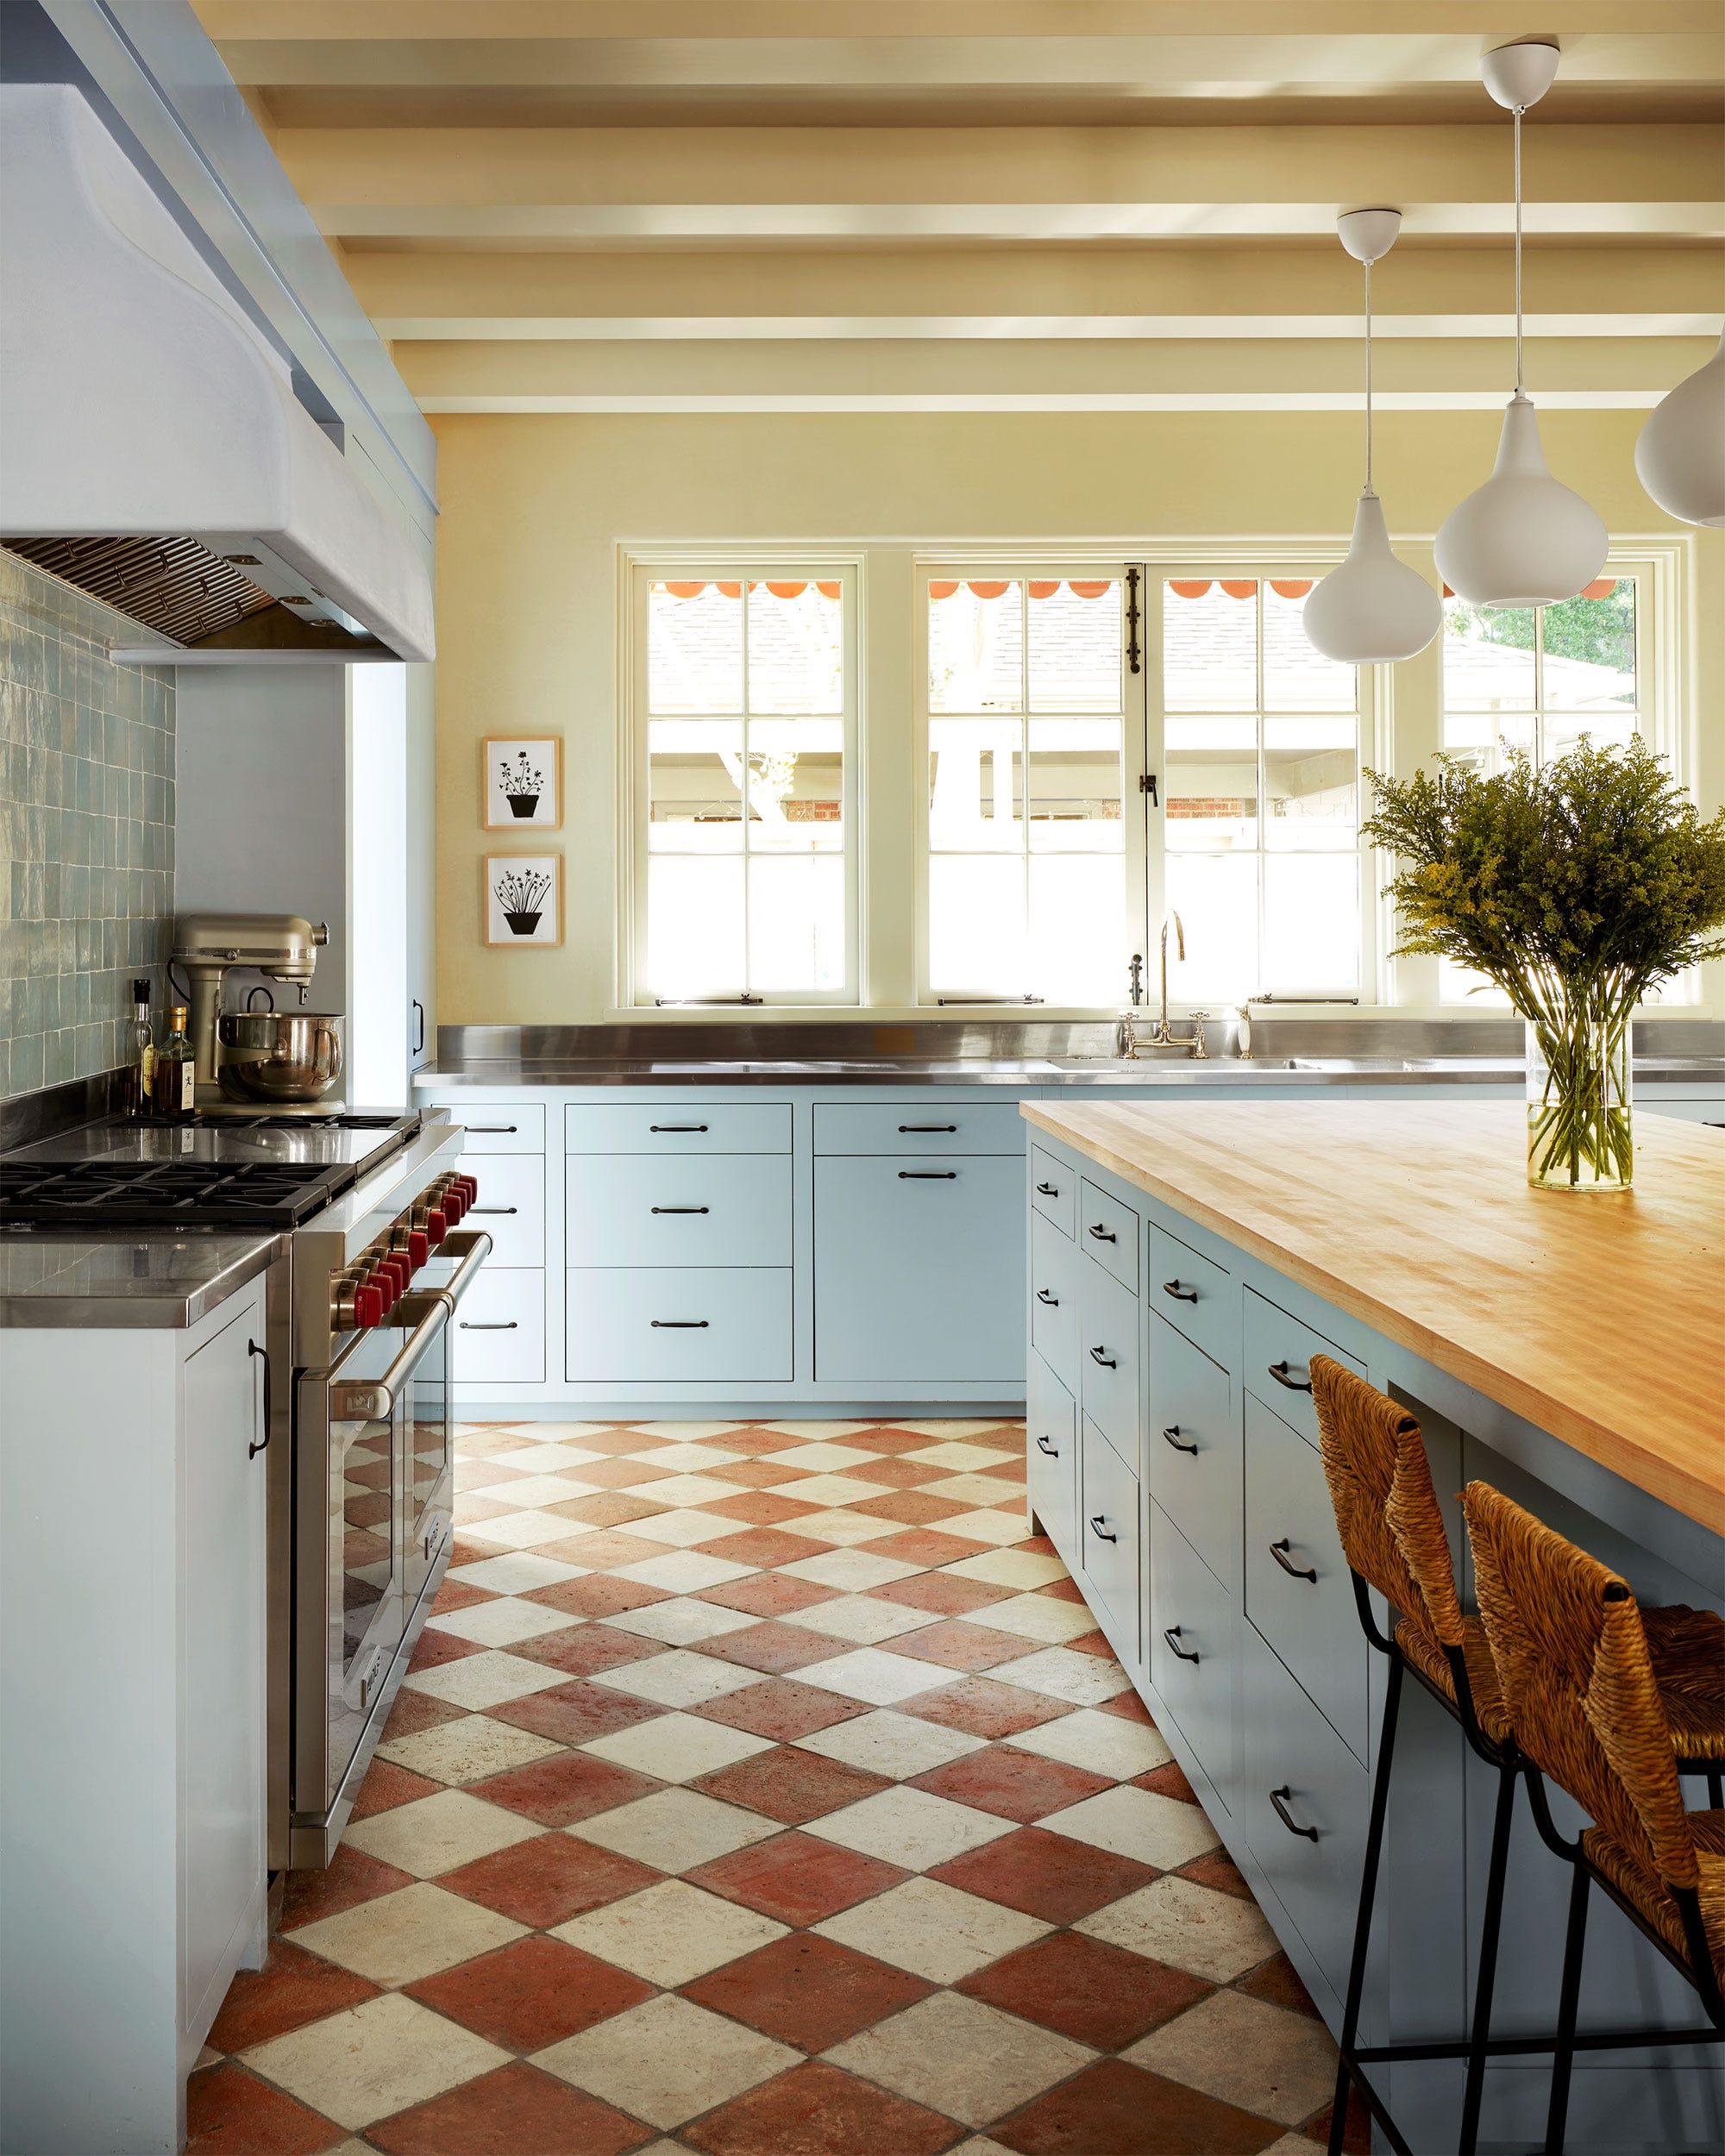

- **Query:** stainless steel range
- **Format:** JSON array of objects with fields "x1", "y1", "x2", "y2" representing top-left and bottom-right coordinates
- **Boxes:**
[{"x1": 0, "y1": 1108, "x2": 492, "y2": 1868}]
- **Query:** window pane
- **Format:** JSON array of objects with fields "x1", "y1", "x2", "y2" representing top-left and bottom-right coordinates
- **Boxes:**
[
  {"x1": 1263, "y1": 856, "x2": 1358, "y2": 994},
  {"x1": 648, "y1": 856, "x2": 743, "y2": 997},
  {"x1": 1164, "y1": 854, "x2": 1259, "y2": 1004},
  {"x1": 747, "y1": 579, "x2": 844, "y2": 715},
  {"x1": 1164, "y1": 580, "x2": 1257, "y2": 710},
  {"x1": 929, "y1": 853, "x2": 1026, "y2": 993},
  {"x1": 1029, "y1": 856, "x2": 1122, "y2": 1004},
  {"x1": 1541, "y1": 582, "x2": 1635, "y2": 710},
  {"x1": 1264, "y1": 581, "x2": 1356, "y2": 711},
  {"x1": 649, "y1": 718, "x2": 743, "y2": 850},
  {"x1": 1443, "y1": 601, "x2": 1534, "y2": 711},
  {"x1": 745, "y1": 718, "x2": 844, "y2": 852},
  {"x1": 1544, "y1": 710, "x2": 1637, "y2": 760},
  {"x1": 649, "y1": 580, "x2": 743, "y2": 714},
  {"x1": 1165, "y1": 718, "x2": 1257, "y2": 851},
  {"x1": 1441, "y1": 711, "x2": 1535, "y2": 778},
  {"x1": 929, "y1": 718, "x2": 1023, "y2": 851},
  {"x1": 1027, "y1": 718, "x2": 1122, "y2": 852},
  {"x1": 1028, "y1": 579, "x2": 1122, "y2": 712},
  {"x1": 1263, "y1": 716, "x2": 1357, "y2": 851},
  {"x1": 749, "y1": 855, "x2": 845, "y2": 991},
  {"x1": 929, "y1": 580, "x2": 1024, "y2": 712},
  {"x1": 1440, "y1": 956, "x2": 1510, "y2": 1006}
]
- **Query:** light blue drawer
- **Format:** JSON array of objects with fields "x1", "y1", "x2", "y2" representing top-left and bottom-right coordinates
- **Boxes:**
[
  {"x1": 462, "y1": 1154, "x2": 546, "y2": 1266},
  {"x1": 814, "y1": 1102, "x2": 1025, "y2": 1155},
  {"x1": 1081, "y1": 1416, "x2": 1141, "y2": 1662},
  {"x1": 1030, "y1": 1147, "x2": 1076, "y2": 1239},
  {"x1": 1146, "y1": 1220, "x2": 1234, "y2": 1369},
  {"x1": 566, "y1": 1268, "x2": 792, "y2": 1382},
  {"x1": 565, "y1": 1103, "x2": 791, "y2": 1155},
  {"x1": 1243, "y1": 1287, "x2": 1366, "y2": 1448},
  {"x1": 1030, "y1": 1212, "x2": 1080, "y2": 1398},
  {"x1": 1150, "y1": 1502, "x2": 1236, "y2": 1811},
  {"x1": 1079, "y1": 1178, "x2": 1139, "y2": 1293},
  {"x1": 1078, "y1": 1258, "x2": 1140, "y2": 1468},
  {"x1": 1026, "y1": 1351, "x2": 1077, "y2": 1559},
  {"x1": 568, "y1": 1154, "x2": 792, "y2": 1269},
  {"x1": 1244, "y1": 1395, "x2": 1367, "y2": 1764},
  {"x1": 442, "y1": 1103, "x2": 544, "y2": 1154},
  {"x1": 813, "y1": 1155, "x2": 1025, "y2": 1383},
  {"x1": 451, "y1": 1267, "x2": 546, "y2": 1385},
  {"x1": 1147, "y1": 1316, "x2": 1239, "y2": 1590},
  {"x1": 1239, "y1": 1621, "x2": 1371, "y2": 2002}
]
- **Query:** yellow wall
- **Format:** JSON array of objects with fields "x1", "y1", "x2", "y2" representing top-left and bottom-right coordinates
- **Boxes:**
[{"x1": 430, "y1": 407, "x2": 1722, "y2": 1027}]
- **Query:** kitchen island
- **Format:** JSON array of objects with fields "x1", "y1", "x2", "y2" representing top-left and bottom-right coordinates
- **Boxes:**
[{"x1": 1019, "y1": 1098, "x2": 1723, "y2": 2155}]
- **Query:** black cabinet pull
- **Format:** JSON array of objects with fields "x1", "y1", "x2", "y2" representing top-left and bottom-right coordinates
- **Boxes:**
[
  {"x1": 1163, "y1": 1624, "x2": 1200, "y2": 1664},
  {"x1": 1268, "y1": 1360, "x2": 1313, "y2": 1393},
  {"x1": 1162, "y1": 1425, "x2": 1199, "y2": 1455},
  {"x1": 900, "y1": 1169, "x2": 957, "y2": 1180},
  {"x1": 472, "y1": 1206, "x2": 518, "y2": 1215},
  {"x1": 467, "y1": 1124, "x2": 518, "y2": 1135},
  {"x1": 1162, "y1": 1279, "x2": 1198, "y2": 1304},
  {"x1": 652, "y1": 1319, "x2": 710, "y2": 1328},
  {"x1": 411, "y1": 997, "x2": 425, "y2": 1054},
  {"x1": 248, "y1": 1339, "x2": 271, "y2": 1457},
  {"x1": 650, "y1": 1123, "x2": 708, "y2": 1133},
  {"x1": 461, "y1": 1320, "x2": 518, "y2": 1331},
  {"x1": 1037, "y1": 1434, "x2": 1060, "y2": 1457},
  {"x1": 1269, "y1": 1537, "x2": 1318, "y2": 1583},
  {"x1": 900, "y1": 1123, "x2": 957, "y2": 1133},
  {"x1": 1089, "y1": 1515, "x2": 1118, "y2": 1543},
  {"x1": 652, "y1": 1205, "x2": 710, "y2": 1214},
  {"x1": 1270, "y1": 1786, "x2": 1320, "y2": 1841},
  {"x1": 1035, "y1": 1288, "x2": 1059, "y2": 1307},
  {"x1": 1088, "y1": 1222, "x2": 1117, "y2": 1243},
  {"x1": 1035, "y1": 1181, "x2": 1059, "y2": 1196},
  {"x1": 1088, "y1": 1346, "x2": 1117, "y2": 1368}
]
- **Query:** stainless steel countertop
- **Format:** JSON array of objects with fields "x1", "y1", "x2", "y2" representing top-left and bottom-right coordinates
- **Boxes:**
[{"x1": 0, "y1": 1232, "x2": 284, "y2": 1328}]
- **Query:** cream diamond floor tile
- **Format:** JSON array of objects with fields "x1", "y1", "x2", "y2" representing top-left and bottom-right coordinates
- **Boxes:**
[
  {"x1": 1047, "y1": 1785, "x2": 1220, "y2": 1869},
  {"x1": 770, "y1": 1442, "x2": 875, "y2": 1471},
  {"x1": 581, "y1": 1709, "x2": 775, "y2": 1783},
  {"x1": 425, "y1": 1595, "x2": 581, "y2": 1648},
  {"x1": 769, "y1": 1473, "x2": 883, "y2": 1507},
  {"x1": 796, "y1": 1708, "x2": 987, "y2": 1781},
  {"x1": 375, "y1": 1714, "x2": 565, "y2": 1788},
  {"x1": 242, "y1": 1991, "x2": 510, "y2": 2129},
  {"x1": 534, "y1": 1992, "x2": 797, "y2": 2131},
  {"x1": 795, "y1": 1647, "x2": 950, "y2": 1705},
  {"x1": 785, "y1": 1594, "x2": 936, "y2": 1645},
  {"x1": 630, "y1": 1473, "x2": 743, "y2": 1507},
  {"x1": 463, "y1": 1508, "x2": 592, "y2": 1551},
  {"x1": 1076, "y1": 1874, "x2": 1277, "y2": 1981},
  {"x1": 901, "y1": 1439, "x2": 1019, "y2": 1469},
  {"x1": 488, "y1": 1444, "x2": 606, "y2": 1474},
  {"x1": 814, "y1": 1875, "x2": 1051, "y2": 1983},
  {"x1": 1007, "y1": 1706, "x2": 1173, "y2": 1781},
  {"x1": 444, "y1": 1551, "x2": 587, "y2": 1594},
  {"x1": 592, "y1": 1646, "x2": 764, "y2": 1708},
  {"x1": 612, "y1": 1550, "x2": 756, "y2": 1593},
  {"x1": 893, "y1": 1422, "x2": 1019, "y2": 1444},
  {"x1": 623, "y1": 1507, "x2": 753, "y2": 1549},
  {"x1": 288, "y1": 1883, "x2": 528, "y2": 1988},
  {"x1": 630, "y1": 1423, "x2": 747, "y2": 1444},
  {"x1": 976, "y1": 1593, "x2": 1106, "y2": 1645},
  {"x1": 921, "y1": 1473, "x2": 1026, "y2": 1506},
  {"x1": 554, "y1": 1877, "x2": 787, "y2": 1987},
  {"x1": 812, "y1": 1784, "x2": 1013, "y2": 1870},
  {"x1": 942, "y1": 1548, "x2": 1069, "y2": 1589},
  {"x1": 990, "y1": 1646, "x2": 1133, "y2": 1705},
  {"x1": 937, "y1": 1508, "x2": 1032, "y2": 1547},
  {"x1": 603, "y1": 1596, "x2": 758, "y2": 1645},
  {"x1": 824, "y1": 1990, "x2": 1091, "y2": 2128},
  {"x1": 778, "y1": 1548, "x2": 922, "y2": 1591},
  {"x1": 345, "y1": 1788, "x2": 543, "y2": 1877},
  {"x1": 782, "y1": 1507, "x2": 902, "y2": 1546},
  {"x1": 401, "y1": 1648, "x2": 571, "y2": 1712},
  {"x1": 492, "y1": 1472, "x2": 604, "y2": 1509},
  {"x1": 571, "y1": 1785, "x2": 779, "y2": 1873},
  {"x1": 1126, "y1": 1990, "x2": 1337, "y2": 2125},
  {"x1": 756, "y1": 1420, "x2": 873, "y2": 1439}
]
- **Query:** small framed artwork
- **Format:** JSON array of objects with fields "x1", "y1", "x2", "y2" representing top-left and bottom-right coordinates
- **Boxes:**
[
  {"x1": 484, "y1": 736, "x2": 561, "y2": 829},
  {"x1": 485, "y1": 854, "x2": 561, "y2": 946}
]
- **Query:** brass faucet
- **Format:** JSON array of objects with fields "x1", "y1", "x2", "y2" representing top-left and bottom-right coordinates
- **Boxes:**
[{"x1": 1143, "y1": 911, "x2": 1209, "y2": 1057}]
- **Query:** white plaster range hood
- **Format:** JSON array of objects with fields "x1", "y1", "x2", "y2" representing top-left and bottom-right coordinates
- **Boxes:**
[{"x1": 0, "y1": 85, "x2": 434, "y2": 663}]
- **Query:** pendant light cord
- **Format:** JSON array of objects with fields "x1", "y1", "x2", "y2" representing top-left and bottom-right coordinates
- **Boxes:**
[
  {"x1": 1364, "y1": 255, "x2": 1373, "y2": 492},
  {"x1": 1513, "y1": 103, "x2": 1525, "y2": 393}
]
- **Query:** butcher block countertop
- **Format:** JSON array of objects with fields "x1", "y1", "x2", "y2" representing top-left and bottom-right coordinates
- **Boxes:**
[{"x1": 1022, "y1": 1098, "x2": 1725, "y2": 1536}]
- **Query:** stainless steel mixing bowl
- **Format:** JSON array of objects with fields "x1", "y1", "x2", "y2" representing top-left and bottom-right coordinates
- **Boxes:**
[{"x1": 217, "y1": 1012, "x2": 346, "y2": 1102}]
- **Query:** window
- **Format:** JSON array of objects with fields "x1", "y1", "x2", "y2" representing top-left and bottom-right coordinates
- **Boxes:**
[
  {"x1": 629, "y1": 568, "x2": 857, "y2": 1003},
  {"x1": 920, "y1": 574, "x2": 1131, "y2": 1004}
]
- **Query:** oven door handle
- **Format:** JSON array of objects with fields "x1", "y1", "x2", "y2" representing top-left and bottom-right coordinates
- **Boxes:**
[
  {"x1": 329, "y1": 1293, "x2": 451, "y2": 1424},
  {"x1": 438, "y1": 1226, "x2": 493, "y2": 1311}
]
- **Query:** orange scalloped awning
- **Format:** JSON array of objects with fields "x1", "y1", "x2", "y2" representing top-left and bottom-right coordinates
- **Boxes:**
[
  {"x1": 659, "y1": 579, "x2": 842, "y2": 601},
  {"x1": 930, "y1": 578, "x2": 1116, "y2": 601},
  {"x1": 1270, "y1": 579, "x2": 1314, "y2": 599}
]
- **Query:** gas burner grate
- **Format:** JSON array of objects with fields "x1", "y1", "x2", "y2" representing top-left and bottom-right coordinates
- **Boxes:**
[{"x1": 0, "y1": 1158, "x2": 355, "y2": 1230}]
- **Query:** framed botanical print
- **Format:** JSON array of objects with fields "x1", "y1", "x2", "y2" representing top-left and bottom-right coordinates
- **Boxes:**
[
  {"x1": 484, "y1": 854, "x2": 561, "y2": 946},
  {"x1": 485, "y1": 736, "x2": 561, "y2": 829}
]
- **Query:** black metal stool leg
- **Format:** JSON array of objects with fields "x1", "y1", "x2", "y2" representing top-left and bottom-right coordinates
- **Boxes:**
[
  {"x1": 1706, "y1": 1769, "x2": 1722, "y2": 1809},
  {"x1": 1329, "y1": 1651, "x2": 1405, "y2": 2155},
  {"x1": 1458, "y1": 1752, "x2": 1518, "y2": 2153},
  {"x1": 1544, "y1": 1862, "x2": 1591, "y2": 2153}
]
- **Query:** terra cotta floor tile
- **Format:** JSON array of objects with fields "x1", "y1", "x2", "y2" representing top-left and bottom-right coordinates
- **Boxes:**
[
  {"x1": 366, "y1": 2061, "x2": 649, "y2": 2156},
  {"x1": 279, "y1": 1844, "x2": 415, "y2": 1933},
  {"x1": 679, "y1": 1932, "x2": 933, "y2": 2053},
  {"x1": 692, "y1": 1745, "x2": 892, "y2": 1824},
  {"x1": 405, "y1": 1934, "x2": 654, "y2": 2053},
  {"x1": 681, "y1": 2058, "x2": 960, "y2": 2156},
  {"x1": 957, "y1": 1928, "x2": 1212, "y2": 2050},
  {"x1": 206, "y1": 1939, "x2": 380, "y2": 2056},
  {"x1": 687, "y1": 1828, "x2": 906, "y2": 1926},
  {"x1": 185, "y1": 2061, "x2": 346, "y2": 2156},
  {"x1": 990, "y1": 2056, "x2": 1282, "y2": 2155},
  {"x1": 439, "y1": 1830, "x2": 662, "y2": 1927},
  {"x1": 692, "y1": 1676, "x2": 871, "y2": 1743},
  {"x1": 930, "y1": 1822, "x2": 1161, "y2": 1925},
  {"x1": 908, "y1": 1744, "x2": 1112, "y2": 1823},
  {"x1": 467, "y1": 1749, "x2": 658, "y2": 1827}
]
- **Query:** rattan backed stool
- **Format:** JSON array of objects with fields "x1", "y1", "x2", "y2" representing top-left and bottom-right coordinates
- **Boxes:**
[
  {"x1": 1462, "y1": 1481, "x2": 1725, "y2": 2154},
  {"x1": 1310, "y1": 1359, "x2": 1725, "y2": 2156}
]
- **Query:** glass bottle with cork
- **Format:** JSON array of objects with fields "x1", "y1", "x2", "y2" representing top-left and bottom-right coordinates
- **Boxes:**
[
  {"x1": 122, "y1": 978, "x2": 155, "y2": 1118},
  {"x1": 155, "y1": 1004, "x2": 197, "y2": 1122}
]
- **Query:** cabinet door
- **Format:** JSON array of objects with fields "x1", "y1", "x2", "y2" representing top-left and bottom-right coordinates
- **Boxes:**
[
  {"x1": 179, "y1": 1312, "x2": 267, "y2": 2046},
  {"x1": 814, "y1": 1156, "x2": 1025, "y2": 1382},
  {"x1": 1026, "y1": 1352, "x2": 1077, "y2": 1560},
  {"x1": 405, "y1": 662, "x2": 436, "y2": 1070}
]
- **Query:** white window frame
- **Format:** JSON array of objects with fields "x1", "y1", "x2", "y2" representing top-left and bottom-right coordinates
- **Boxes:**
[{"x1": 619, "y1": 554, "x2": 862, "y2": 1008}]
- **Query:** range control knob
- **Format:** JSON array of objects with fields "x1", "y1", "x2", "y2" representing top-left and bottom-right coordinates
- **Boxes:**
[
  {"x1": 367, "y1": 1263, "x2": 398, "y2": 1314},
  {"x1": 392, "y1": 1226, "x2": 430, "y2": 1270},
  {"x1": 426, "y1": 1206, "x2": 448, "y2": 1245},
  {"x1": 334, "y1": 1275, "x2": 383, "y2": 1330}
]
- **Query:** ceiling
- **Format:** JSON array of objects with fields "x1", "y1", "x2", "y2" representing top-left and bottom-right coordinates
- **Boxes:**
[{"x1": 191, "y1": 2, "x2": 1725, "y2": 415}]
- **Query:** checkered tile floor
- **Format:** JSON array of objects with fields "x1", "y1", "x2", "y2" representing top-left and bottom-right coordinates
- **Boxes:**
[{"x1": 192, "y1": 1419, "x2": 1362, "y2": 2155}]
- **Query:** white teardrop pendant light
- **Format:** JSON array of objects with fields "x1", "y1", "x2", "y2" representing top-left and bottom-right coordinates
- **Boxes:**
[
  {"x1": 1434, "y1": 41, "x2": 1608, "y2": 608},
  {"x1": 1636, "y1": 329, "x2": 1725, "y2": 527},
  {"x1": 1303, "y1": 208, "x2": 1441, "y2": 663}
]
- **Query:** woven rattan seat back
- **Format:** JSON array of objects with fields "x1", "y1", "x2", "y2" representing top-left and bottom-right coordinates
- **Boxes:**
[
  {"x1": 1310, "y1": 1356, "x2": 1466, "y2": 1650},
  {"x1": 1461, "y1": 1481, "x2": 1724, "y2": 1971}
]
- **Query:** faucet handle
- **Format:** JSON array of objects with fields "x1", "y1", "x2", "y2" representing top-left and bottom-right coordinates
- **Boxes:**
[{"x1": 1188, "y1": 1010, "x2": 1210, "y2": 1061}]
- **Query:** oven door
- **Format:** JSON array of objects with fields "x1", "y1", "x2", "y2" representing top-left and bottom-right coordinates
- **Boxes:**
[{"x1": 405, "y1": 1229, "x2": 490, "y2": 1612}]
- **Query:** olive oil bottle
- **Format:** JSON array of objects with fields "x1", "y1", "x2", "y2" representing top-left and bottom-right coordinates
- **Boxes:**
[{"x1": 122, "y1": 979, "x2": 155, "y2": 1119}]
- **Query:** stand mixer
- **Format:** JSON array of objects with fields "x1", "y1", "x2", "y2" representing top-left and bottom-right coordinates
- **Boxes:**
[{"x1": 171, "y1": 912, "x2": 330, "y2": 1110}]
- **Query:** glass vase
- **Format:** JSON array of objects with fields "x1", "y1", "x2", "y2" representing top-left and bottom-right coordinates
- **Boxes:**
[{"x1": 1525, "y1": 1009, "x2": 1633, "y2": 1192}]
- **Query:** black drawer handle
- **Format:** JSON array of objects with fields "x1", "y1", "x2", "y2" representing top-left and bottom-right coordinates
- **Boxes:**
[
  {"x1": 1162, "y1": 1425, "x2": 1199, "y2": 1455},
  {"x1": 1088, "y1": 1222, "x2": 1117, "y2": 1243},
  {"x1": 1036, "y1": 1181, "x2": 1059, "y2": 1196},
  {"x1": 1269, "y1": 1537, "x2": 1318, "y2": 1583},
  {"x1": 1162, "y1": 1279, "x2": 1198, "y2": 1304},
  {"x1": 650, "y1": 1124, "x2": 709, "y2": 1133},
  {"x1": 900, "y1": 1169, "x2": 957, "y2": 1179},
  {"x1": 461, "y1": 1320, "x2": 518, "y2": 1331},
  {"x1": 900, "y1": 1123, "x2": 957, "y2": 1132},
  {"x1": 1089, "y1": 1346, "x2": 1117, "y2": 1368},
  {"x1": 1163, "y1": 1624, "x2": 1200, "y2": 1664},
  {"x1": 467, "y1": 1125, "x2": 518, "y2": 1134},
  {"x1": 248, "y1": 1339, "x2": 271, "y2": 1457},
  {"x1": 651, "y1": 1319, "x2": 710, "y2": 1328},
  {"x1": 1036, "y1": 1288, "x2": 1059, "y2": 1307},
  {"x1": 471, "y1": 1206, "x2": 518, "y2": 1215},
  {"x1": 1270, "y1": 1785, "x2": 1320, "y2": 1841},
  {"x1": 1268, "y1": 1360, "x2": 1313, "y2": 1393},
  {"x1": 1089, "y1": 1515, "x2": 1118, "y2": 1543},
  {"x1": 1037, "y1": 1434, "x2": 1060, "y2": 1457},
  {"x1": 652, "y1": 1205, "x2": 710, "y2": 1214}
]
